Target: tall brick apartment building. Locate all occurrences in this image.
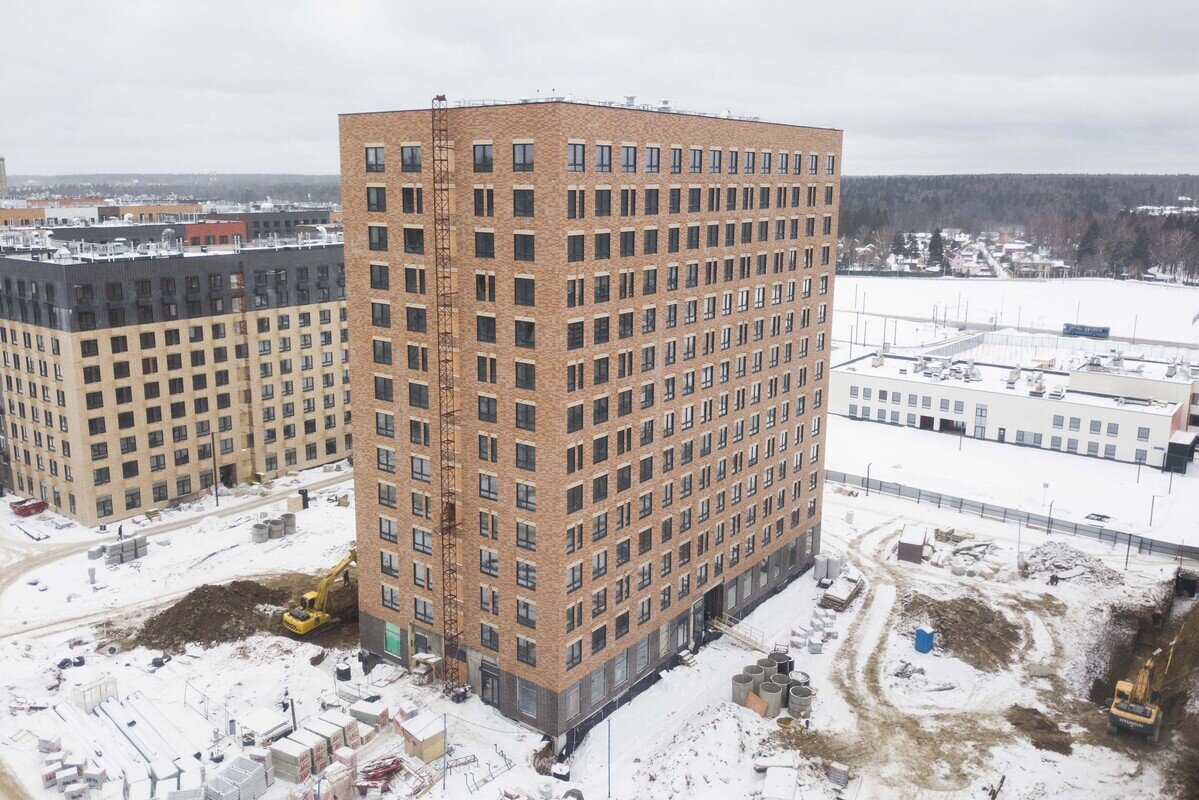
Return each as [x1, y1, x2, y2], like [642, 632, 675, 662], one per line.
[0, 236, 351, 526]
[341, 100, 841, 747]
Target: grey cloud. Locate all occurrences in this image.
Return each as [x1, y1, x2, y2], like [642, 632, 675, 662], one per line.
[3, 0, 1196, 175]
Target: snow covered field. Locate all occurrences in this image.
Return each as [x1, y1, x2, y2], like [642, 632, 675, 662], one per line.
[831, 311, 968, 353]
[836, 276, 1199, 343]
[826, 414, 1198, 546]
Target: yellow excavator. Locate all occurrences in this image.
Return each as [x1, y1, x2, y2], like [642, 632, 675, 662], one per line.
[282, 547, 357, 636]
[1107, 639, 1177, 743]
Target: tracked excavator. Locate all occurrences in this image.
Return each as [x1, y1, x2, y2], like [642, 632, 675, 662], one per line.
[281, 547, 357, 636]
[1107, 639, 1177, 742]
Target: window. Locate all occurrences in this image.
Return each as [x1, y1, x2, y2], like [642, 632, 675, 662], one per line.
[368, 225, 388, 251]
[568, 142, 585, 172]
[473, 143, 493, 172]
[596, 144, 612, 172]
[513, 188, 534, 217]
[622, 145, 637, 173]
[515, 319, 535, 349]
[513, 143, 534, 172]
[400, 145, 421, 172]
[360, 185, 386, 216]
[475, 231, 495, 258]
[514, 277, 536, 306]
[516, 481, 537, 511]
[369, 263, 389, 289]
[514, 233, 535, 262]
[517, 639, 538, 670]
[365, 146, 384, 172]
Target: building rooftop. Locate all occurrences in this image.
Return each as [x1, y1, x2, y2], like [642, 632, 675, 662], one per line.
[834, 353, 1181, 417]
[0, 231, 342, 265]
[341, 96, 842, 132]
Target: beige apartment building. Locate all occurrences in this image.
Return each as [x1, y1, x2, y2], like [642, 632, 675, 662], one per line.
[341, 99, 841, 748]
[0, 236, 351, 527]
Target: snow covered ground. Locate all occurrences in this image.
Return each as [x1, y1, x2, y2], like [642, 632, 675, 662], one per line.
[0, 447, 1191, 799]
[0, 481, 356, 639]
[831, 311, 968, 353]
[835, 276, 1199, 343]
[827, 413, 1198, 546]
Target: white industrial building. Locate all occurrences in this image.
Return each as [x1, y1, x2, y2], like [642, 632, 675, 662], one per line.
[831, 348, 1198, 471]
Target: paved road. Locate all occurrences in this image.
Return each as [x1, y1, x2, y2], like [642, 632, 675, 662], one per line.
[0, 472, 354, 612]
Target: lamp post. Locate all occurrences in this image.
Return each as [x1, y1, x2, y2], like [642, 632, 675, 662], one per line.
[1047, 500, 1055, 534]
[866, 462, 873, 497]
[1150, 495, 1162, 527]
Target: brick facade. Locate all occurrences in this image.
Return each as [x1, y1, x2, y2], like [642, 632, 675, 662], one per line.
[341, 101, 840, 743]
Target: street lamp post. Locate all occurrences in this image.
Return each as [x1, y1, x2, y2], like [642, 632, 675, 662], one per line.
[1047, 500, 1055, 534]
[866, 462, 873, 497]
[1150, 495, 1162, 527]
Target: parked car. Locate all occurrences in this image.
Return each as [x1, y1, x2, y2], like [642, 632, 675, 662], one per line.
[10, 499, 48, 517]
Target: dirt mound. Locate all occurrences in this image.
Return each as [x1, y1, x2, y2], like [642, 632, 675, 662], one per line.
[897, 591, 1021, 672]
[131, 580, 291, 652]
[1005, 706, 1073, 755]
[1022, 541, 1122, 585]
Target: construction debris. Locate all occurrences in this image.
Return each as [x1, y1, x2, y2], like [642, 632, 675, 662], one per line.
[819, 566, 865, 611]
[1021, 541, 1123, 585]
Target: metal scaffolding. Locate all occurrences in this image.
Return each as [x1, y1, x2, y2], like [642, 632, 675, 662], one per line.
[430, 94, 462, 691]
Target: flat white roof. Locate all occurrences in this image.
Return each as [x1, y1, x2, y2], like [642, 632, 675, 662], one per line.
[835, 355, 1180, 417]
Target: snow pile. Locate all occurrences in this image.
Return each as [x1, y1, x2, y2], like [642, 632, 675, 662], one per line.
[1022, 541, 1122, 585]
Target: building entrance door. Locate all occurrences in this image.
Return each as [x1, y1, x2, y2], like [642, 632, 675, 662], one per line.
[998, 427, 1006, 443]
[480, 662, 500, 707]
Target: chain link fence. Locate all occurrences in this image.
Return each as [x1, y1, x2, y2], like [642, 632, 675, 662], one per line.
[825, 469, 1197, 563]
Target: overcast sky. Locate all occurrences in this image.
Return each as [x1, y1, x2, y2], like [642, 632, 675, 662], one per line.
[5, 0, 1197, 176]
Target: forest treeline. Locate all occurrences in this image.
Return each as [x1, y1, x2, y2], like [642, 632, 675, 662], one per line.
[10, 174, 342, 204]
[841, 174, 1199, 277]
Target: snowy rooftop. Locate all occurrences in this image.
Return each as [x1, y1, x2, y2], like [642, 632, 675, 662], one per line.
[0, 233, 342, 265]
[835, 354, 1181, 416]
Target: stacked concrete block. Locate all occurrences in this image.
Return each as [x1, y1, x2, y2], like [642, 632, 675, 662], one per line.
[292, 730, 329, 772]
[246, 747, 275, 787]
[319, 710, 360, 749]
[356, 722, 374, 747]
[54, 765, 80, 789]
[303, 719, 345, 755]
[102, 535, 149, 565]
[347, 700, 388, 729]
[320, 763, 353, 800]
[87, 546, 106, 560]
[269, 738, 312, 785]
[62, 784, 89, 800]
[287, 779, 316, 800]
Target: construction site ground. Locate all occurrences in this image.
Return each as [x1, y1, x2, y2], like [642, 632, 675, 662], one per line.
[0, 464, 1196, 798]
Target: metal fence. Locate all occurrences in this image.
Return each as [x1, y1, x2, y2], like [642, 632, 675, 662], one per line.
[824, 470, 1198, 563]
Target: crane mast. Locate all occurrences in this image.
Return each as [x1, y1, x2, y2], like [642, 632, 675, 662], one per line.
[430, 95, 463, 692]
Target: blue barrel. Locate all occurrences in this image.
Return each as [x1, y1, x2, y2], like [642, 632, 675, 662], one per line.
[915, 627, 935, 654]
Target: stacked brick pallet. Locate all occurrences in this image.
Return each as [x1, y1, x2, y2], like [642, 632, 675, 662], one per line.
[269, 738, 312, 784]
[93, 535, 149, 565]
